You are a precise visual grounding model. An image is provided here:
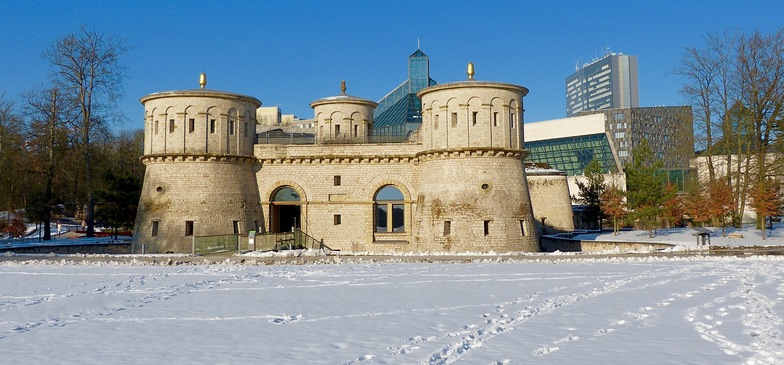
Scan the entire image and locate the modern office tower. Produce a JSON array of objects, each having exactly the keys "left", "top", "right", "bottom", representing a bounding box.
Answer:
[
  {"left": 586, "top": 105, "right": 694, "bottom": 171},
  {"left": 566, "top": 53, "right": 639, "bottom": 117},
  {"left": 373, "top": 49, "right": 437, "bottom": 136}
]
